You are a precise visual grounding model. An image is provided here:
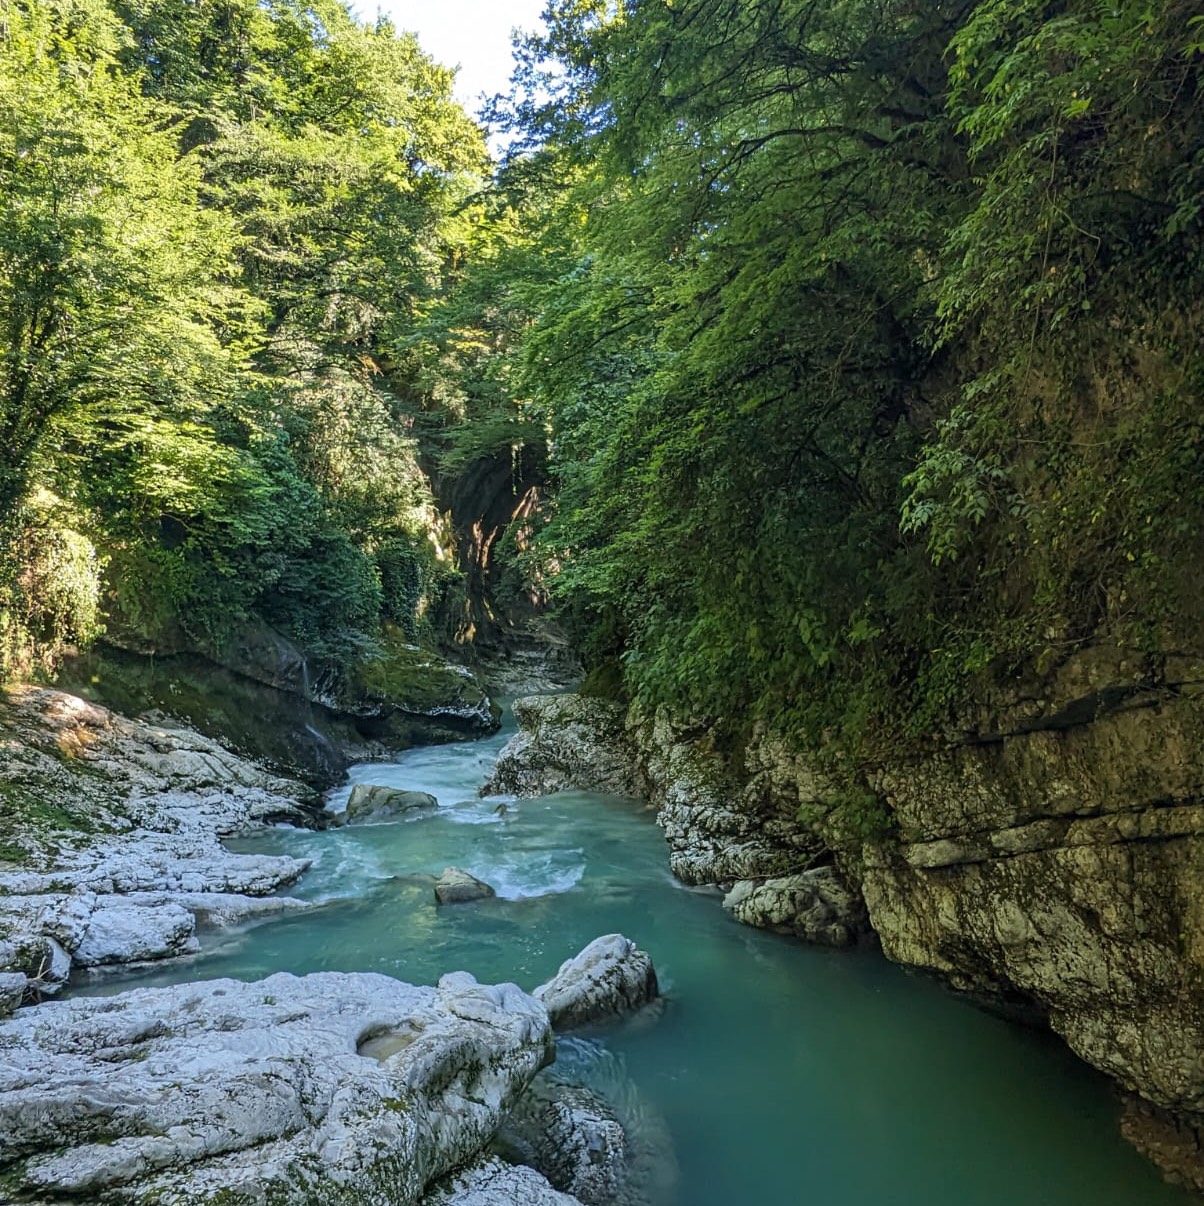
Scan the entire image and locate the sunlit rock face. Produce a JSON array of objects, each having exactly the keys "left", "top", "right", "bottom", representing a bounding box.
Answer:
[
  {"left": 0, "top": 970, "right": 554, "bottom": 1206},
  {"left": 0, "top": 687, "right": 316, "bottom": 993}
]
